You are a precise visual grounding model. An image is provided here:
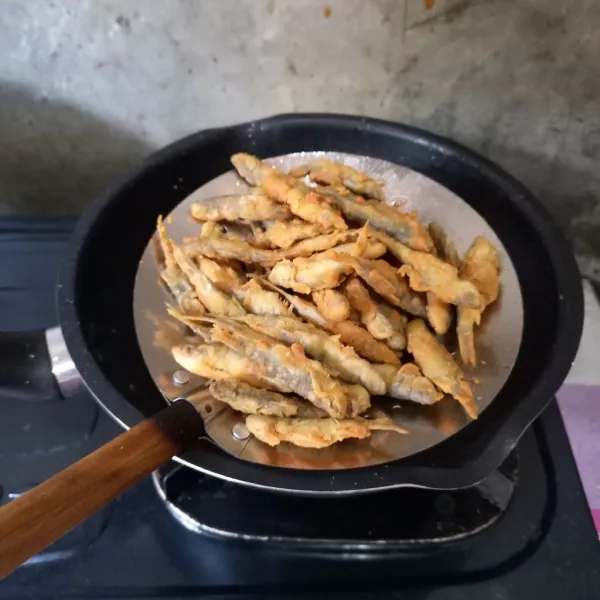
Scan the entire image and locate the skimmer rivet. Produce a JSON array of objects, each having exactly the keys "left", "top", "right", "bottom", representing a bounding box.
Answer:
[
  {"left": 232, "top": 423, "right": 250, "bottom": 441},
  {"left": 172, "top": 370, "right": 190, "bottom": 386}
]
